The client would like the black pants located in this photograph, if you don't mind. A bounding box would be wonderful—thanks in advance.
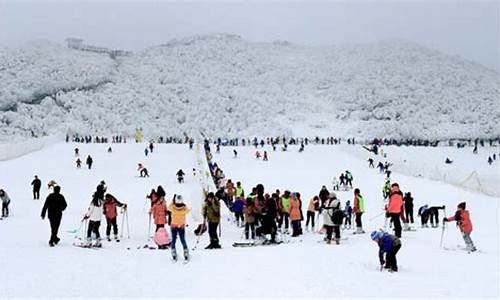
[49,216,61,244]
[429,210,439,226]
[140,169,149,177]
[355,212,363,228]
[291,220,302,237]
[333,225,340,239]
[106,217,118,236]
[235,212,244,224]
[344,215,352,227]
[390,213,402,238]
[385,244,401,271]
[87,220,101,239]
[208,222,219,245]
[305,211,315,228]
[1,202,9,217]
[325,225,333,241]
[405,206,414,224]
[33,189,40,200]
[279,213,289,230]
[245,222,255,239]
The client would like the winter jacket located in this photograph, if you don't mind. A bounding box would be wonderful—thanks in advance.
[307,198,318,212]
[344,201,353,216]
[103,198,125,219]
[169,203,190,228]
[243,204,257,224]
[235,187,244,198]
[353,194,365,213]
[31,179,42,190]
[418,205,429,216]
[41,191,67,219]
[378,233,401,259]
[388,186,403,214]
[226,182,235,197]
[152,199,168,225]
[265,197,278,219]
[281,196,290,213]
[288,197,302,221]
[319,189,330,203]
[447,209,473,233]
[403,195,414,209]
[87,199,104,222]
[203,200,221,223]
[322,199,340,226]
[233,198,244,213]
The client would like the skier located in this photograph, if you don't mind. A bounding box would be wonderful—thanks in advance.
[353,188,365,234]
[403,192,414,224]
[299,143,304,152]
[226,179,235,202]
[343,200,353,229]
[443,202,476,252]
[138,163,149,177]
[76,158,82,168]
[345,171,353,188]
[387,183,403,238]
[488,157,493,165]
[382,180,391,200]
[0,189,11,218]
[31,175,42,200]
[235,181,245,200]
[377,162,385,173]
[261,193,278,243]
[418,204,430,227]
[331,177,339,191]
[243,197,257,240]
[41,185,67,246]
[149,142,154,153]
[216,144,220,153]
[279,190,291,233]
[84,184,105,247]
[150,186,169,232]
[103,194,127,242]
[339,173,346,188]
[176,169,185,183]
[321,193,342,244]
[144,148,149,156]
[202,192,221,249]
[368,158,374,168]
[371,230,402,272]
[263,151,268,161]
[445,157,453,164]
[86,155,93,169]
[305,196,319,232]
[169,194,191,261]
[289,192,303,237]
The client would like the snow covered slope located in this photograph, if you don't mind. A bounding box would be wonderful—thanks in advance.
[1,34,498,140]
[0,143,497,298]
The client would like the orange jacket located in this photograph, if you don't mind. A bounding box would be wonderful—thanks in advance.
[387,186,403,214]
[307,198,318,212]
[447,209,473,233]
[151,198,168,225]
[289,198,302,221]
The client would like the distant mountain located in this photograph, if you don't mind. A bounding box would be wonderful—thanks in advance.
[0,34,498,141]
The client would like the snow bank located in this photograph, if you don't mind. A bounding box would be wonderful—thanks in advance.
[0,134,63,161]
[341,144,500,197]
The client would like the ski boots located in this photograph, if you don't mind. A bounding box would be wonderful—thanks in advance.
[172,249,178,261]
[183,249,189,261]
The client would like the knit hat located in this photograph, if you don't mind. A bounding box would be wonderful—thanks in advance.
[176,195,184,204]
[371,230,381,240]
[457,202,466,210]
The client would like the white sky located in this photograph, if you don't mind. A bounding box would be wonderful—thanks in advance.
[0,0,498,71]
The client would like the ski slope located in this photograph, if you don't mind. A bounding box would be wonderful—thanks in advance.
[0,143,498,298]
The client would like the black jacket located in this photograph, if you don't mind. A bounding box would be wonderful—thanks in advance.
[31,179,41,190]
[41,192,67,219]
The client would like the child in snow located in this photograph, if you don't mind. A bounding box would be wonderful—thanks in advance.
[103,194,127,241]
[0,189,11,218]
[343,200,353,229]
[84,184,105,247]
[243,197,257,240]
[443,202,476,252]
[371,230,402,272]
[169,195,190,260]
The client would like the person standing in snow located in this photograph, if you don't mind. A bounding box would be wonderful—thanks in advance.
[0,189,12,218]
[202,192,221,249]
[305,196,319,232]
[84,184,105,247]
[86,155,93,170]
[353,188,365,234]
[76,158,82,168]
[176,169,185,183]
[382,180,391,200]
[243,197,257,240]
[150,186,169,232]
[289,192,303,237]
[371,230,402,272]
[319,185,330,209]
[343,200,353,229]
[169,194,190,261]
[41,186,67,247]
[443,202,476,252]
[31,175,42,200]
[418,204,430,227]
[368,158,375,168]
[103,194,127,241]
[279,190,291,233]
[403,192,414,224]
[149,142,154,153]
[387,183,403,238]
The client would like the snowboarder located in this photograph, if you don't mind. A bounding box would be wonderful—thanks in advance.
[103,194,127,241]
[243,197,257,240]
[443,202,476,252]
[353,188,365,234]
[343,200,353,229]
[371,230,402,272]
[202,192,221,249]
[31,175,41,200]
[289,192,303,237]
[169,194,190,261]
[305,196,319,231]
[387,183,403,238]
[86,155,93,170]
[76,158,82,168]
[41,185,67,247]
[403,192,414,224]
[83,184,105,247]
[0,189,11,218]
[138,163,149,177]
[176,169,185,183]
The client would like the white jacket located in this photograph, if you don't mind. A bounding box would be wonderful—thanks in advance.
[322,199,340,226]
[87,200,103,221]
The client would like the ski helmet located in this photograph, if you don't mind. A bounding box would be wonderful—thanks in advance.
[371,230,380,240]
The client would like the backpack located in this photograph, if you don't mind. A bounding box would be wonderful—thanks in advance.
[331,208,344,225]
[154,228,171,246]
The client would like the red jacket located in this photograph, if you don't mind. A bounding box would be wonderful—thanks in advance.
[447,209,473,233]
[152,198,168,225]
[387,186,403,214]
[103,199,125,219]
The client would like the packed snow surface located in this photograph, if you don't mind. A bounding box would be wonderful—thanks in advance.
[1,34,499,141]
[0,142,498,298]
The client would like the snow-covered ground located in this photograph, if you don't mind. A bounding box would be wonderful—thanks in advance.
[0,143,498,298]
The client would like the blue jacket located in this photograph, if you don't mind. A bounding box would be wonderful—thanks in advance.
[378,233,400,259]
[233,199,244,213]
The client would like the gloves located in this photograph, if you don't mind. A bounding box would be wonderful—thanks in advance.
[442,217,448,222]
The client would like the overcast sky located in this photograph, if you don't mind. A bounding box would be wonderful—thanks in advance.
[0,0,498,71]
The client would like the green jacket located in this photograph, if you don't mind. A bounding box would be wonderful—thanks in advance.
[235,187,244,198]
[281,196,290,213]
[203,200,220,223]
[358,195,365,213]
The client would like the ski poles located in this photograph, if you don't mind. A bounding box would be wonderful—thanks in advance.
[147,213,152,242]
[192,219,206,251]
[440,206,447,248]
[369,211,385,221]
[120,209,125,239]
[125,209,130,239]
